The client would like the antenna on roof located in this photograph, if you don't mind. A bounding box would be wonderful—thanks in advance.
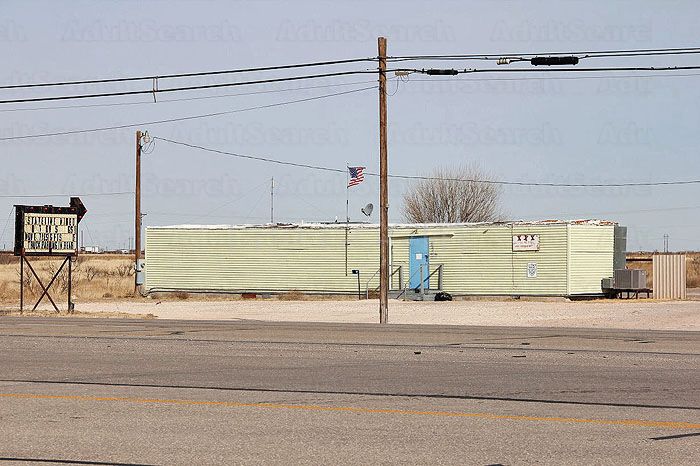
[361,203,374,217]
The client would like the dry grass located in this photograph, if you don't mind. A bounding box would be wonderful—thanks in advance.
[277,290,306,301]
[0,252,134,306]
[626,252,700,288]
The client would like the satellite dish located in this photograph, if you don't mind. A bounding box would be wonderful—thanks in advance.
[361,203,374,217]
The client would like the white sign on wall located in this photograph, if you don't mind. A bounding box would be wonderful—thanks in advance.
[527,262,538,278]
[513,234,540,251]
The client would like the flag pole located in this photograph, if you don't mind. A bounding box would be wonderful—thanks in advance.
[345,164,349,276]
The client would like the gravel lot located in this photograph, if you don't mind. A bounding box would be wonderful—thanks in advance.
[73,298,700,331]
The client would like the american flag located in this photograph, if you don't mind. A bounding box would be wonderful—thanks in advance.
[347,166,365,187]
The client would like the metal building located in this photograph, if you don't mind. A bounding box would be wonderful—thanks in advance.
[144,220,618,297]
[653,253,687,300]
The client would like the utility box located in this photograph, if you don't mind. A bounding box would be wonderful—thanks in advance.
[613,269,646,289]
[601,277,614,290]
[613,226,627,270]
[135,259,145,286]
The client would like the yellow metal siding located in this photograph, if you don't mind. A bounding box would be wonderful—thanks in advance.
[391,225,567,295]
[146,227,382,293]
[567,225,614,294]
[145,223,613,296]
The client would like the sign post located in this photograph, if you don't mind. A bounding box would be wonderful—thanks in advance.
[14,197,87,313]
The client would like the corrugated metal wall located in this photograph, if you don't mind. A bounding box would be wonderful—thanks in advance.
[653,253,687,300]
[567,225,615,295]
[145,223,615,296]
[391,225,568,295]
[146,226,382,293]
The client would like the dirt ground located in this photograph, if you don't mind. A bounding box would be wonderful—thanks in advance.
[39,298,695,331]
[1,252,698,331]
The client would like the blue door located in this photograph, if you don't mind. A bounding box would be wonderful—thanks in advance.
[409,236,429,289]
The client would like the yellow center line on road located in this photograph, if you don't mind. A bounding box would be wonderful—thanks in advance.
[1,392,698,430]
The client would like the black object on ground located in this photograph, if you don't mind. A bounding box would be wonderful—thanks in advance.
[434,292,453,301]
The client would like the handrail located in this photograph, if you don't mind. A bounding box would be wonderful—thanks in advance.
[396,263,444,300]
[425,264,444,290]
[364,265,402,299]
[394,266,423,300]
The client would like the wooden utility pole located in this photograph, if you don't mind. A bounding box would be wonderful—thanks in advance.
[378,37,389,324]
[134,130,142,292]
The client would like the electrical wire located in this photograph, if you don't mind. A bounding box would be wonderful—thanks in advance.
[153,136,700,188]
[386,47,700,61]
[154,137,345,174]
[528,204,700,219]
[0,79,381,113]
[0,70,378,105]
[3,61,696,107]
[0,85,377,141]
[377,173,700,187]
[0,191,134,198]
[272,179,338,219]
[183,179,270,224]
[0,58,377,90]
[405,72,700,83]
[0,206,14,241]
[390,65,700,75]
[243,190,268,219]
[3,47,696,90]
[82,223,96,245]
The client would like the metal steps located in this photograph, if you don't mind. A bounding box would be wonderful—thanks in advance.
[389,289,438,301]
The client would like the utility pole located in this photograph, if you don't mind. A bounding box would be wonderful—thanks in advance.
[378,37,389,324]
[135,130,142,292]
[270,177,274,223]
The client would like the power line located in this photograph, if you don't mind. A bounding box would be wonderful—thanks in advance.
[154,137,345,174]
[182,179,270,224]
[406,72,700,83]
[0,79,381,113]
[3,46,696,91]
[0,58,376,90]
[0,191,134,198]
[387,47,700,61]
[4,64,697,107]
[0,85,376,141]
[0,70,377,105]
[528,204,700,219]
[392,65,700,76]
[153,137,700,188]
[0,206,14,241]
[381,173,700,187]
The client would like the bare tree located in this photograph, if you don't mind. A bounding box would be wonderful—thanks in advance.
[402,165,502,223]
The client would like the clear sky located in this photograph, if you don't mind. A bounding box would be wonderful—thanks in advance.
[1,0,699,251]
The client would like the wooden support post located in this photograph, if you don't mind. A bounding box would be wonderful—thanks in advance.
[19,255,24,312]
[378,36,389,324]
[67,257,73,313]
[135,130,142,293]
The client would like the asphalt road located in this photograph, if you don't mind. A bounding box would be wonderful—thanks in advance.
[0,318,698,465]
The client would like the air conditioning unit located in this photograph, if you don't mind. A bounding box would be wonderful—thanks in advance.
[613,269,647,290]
[601,277,614,290]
